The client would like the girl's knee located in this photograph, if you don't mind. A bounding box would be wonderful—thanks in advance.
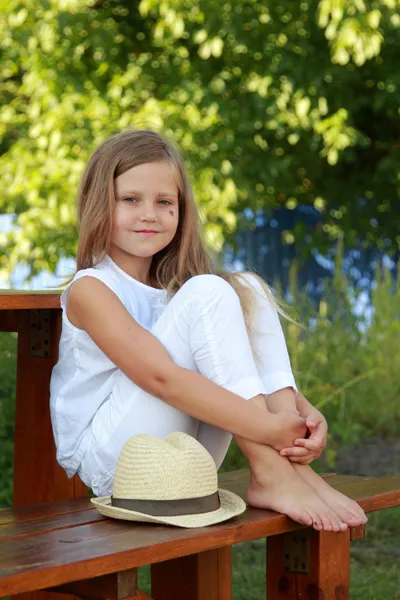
[184,273,237,299]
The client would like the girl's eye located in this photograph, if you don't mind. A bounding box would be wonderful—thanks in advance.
[122,197,171,205]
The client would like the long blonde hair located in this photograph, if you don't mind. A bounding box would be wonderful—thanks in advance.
[70,129,289,364]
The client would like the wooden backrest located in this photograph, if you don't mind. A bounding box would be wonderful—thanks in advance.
[0,292,87,507]
[0,292,61,310]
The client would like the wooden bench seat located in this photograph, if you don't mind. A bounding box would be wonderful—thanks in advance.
[1,470,400,600]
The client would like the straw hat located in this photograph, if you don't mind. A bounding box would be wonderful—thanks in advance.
[91,432,246,528]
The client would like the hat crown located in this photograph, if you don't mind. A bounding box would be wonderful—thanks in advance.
[113,432,218,501]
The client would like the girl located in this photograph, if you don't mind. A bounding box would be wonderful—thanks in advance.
[50,129,367,531]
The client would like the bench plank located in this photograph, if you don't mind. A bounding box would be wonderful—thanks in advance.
[328,476,400,512]
[0,294,61,310]
[0,498,92,527]
[0,510,305,597]
[48,568,138,600]
[0,507,104,542]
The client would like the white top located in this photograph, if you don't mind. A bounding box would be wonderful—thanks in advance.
[50,254,170,478]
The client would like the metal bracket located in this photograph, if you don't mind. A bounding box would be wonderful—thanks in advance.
[29,310,51,357]
[283,531,310,574]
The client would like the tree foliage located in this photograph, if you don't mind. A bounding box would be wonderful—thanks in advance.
[0,0,399,278]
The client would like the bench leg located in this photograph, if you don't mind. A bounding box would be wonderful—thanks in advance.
[266,529,351,599]
[151,546,232,600]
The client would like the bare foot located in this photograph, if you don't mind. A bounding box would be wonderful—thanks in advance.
[294,464,368,527]
[246,461,348,533]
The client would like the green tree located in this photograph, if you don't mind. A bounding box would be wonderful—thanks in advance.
[1,0,399,279]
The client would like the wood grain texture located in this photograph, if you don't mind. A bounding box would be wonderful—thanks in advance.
[135,593,152,600]
[0,509,302,597]
[350,525,365,542]
[151,546,231,600]
[0,507,105,541]
[0,310,19,331]
[13,310,74,506]
[0,472,398,598]
[0,498,93,527]
[0,294,61,310]
[12,308,84,600]
[47,568,138,600]
[266,529,351,600]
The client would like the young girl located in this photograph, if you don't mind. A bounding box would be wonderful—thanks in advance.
[50,129,367,531]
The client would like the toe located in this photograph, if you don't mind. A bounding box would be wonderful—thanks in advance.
[298,510,313,527]
[329,514,341,532]
[321,512,334,531]
[312,515,323,531]
[346,515,365,527]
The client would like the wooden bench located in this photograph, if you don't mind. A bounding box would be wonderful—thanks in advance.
[1,292,400,599]
[1,470,400,600]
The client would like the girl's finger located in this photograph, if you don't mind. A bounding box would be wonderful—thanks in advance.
[287,455,314,465]
[280,446,310,458]
[294,438,325,451]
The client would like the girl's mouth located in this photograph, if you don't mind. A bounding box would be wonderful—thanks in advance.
[135,231,158,237]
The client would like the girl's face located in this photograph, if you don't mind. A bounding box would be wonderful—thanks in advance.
[111,161,180,265]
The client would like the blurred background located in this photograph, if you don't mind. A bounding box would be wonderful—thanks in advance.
[0,1,399,597]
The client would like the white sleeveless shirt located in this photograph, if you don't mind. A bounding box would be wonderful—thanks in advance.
[50,254,170,478]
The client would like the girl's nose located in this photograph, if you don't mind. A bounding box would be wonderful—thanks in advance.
[141,203,157,220]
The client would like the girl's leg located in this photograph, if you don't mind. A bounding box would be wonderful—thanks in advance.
[239,273,367,526]
[233,394,349,532]
[80,273,345,530]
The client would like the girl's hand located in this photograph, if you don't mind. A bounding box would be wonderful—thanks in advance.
[279,410,328,465]
[270,410,307,452]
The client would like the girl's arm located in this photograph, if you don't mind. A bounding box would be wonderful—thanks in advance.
[68,276,306,450]
[264,386,298,413]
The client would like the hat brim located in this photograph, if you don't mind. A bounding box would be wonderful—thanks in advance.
[90,488,246,528]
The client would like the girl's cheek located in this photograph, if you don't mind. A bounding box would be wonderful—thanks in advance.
[169,210,175,218]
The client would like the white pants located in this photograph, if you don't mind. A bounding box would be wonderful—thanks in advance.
[78,273,296,496]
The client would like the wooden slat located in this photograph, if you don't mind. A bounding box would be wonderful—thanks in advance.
[323,474,369,487]
[350,525,365,541]
[0,507,105,541]
[151,546,231,600]
[327,476,400,512]
[0,498,92,527]
[0,293,61,310]
[48,569,138,600]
